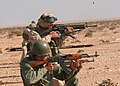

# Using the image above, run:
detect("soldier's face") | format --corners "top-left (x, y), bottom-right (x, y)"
top-left (42, 22), bottom-right (54, 28)
top-left (39, 20), bottom-right (54, 28)
top-left (35, 55), bottom-right (49, 61)
top-left (47, 23), bottom-right (54, 28)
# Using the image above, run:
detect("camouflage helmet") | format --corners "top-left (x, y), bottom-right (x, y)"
top-left (40, 13), bottom-right (57, 23)
top-left (27, 21), bottom-right (36, 29)
top-left (28, 23), bottom-right (36, 29)
top-left (31, 40), bottom-right (51, 56)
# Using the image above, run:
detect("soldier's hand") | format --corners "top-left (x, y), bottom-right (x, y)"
top-left (50, 31), bottom-right (59, 38)
top-left (65, 27), bottom-right (74, 35)
top-left (70, 60), bottom-right (82, 70)
top-left (45, 62), bottom-right (54, 72)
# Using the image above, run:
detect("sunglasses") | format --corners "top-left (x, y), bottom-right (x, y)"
top-left (41, 16), bottom-right (57, 23)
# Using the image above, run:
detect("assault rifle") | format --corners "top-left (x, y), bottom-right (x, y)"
top-left (48, 51), bottom-right (99, 74)
top-left (29, 52), bottom-right (99, 79)
top-left (29, 52), bottom-right (99, 74)
top-left (40, 23), bottom-right (97, 46)
top-left (40, 23), bottom-right (97, 38)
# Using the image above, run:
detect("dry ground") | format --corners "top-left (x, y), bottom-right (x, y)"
top-left (0, 20), bottom-right (120, 86)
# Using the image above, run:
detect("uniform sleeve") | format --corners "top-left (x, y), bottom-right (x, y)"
top-left (22, 29), bottom-right (30, 42)
top-left (53, 64), bottom-right (70, 80)
top-left (20, 58), bottom-right (47, 84)
top-left (53, 64), bottom-right (80, 81)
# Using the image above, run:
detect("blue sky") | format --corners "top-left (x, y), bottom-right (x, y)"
top-left (0, 0), bottom-right (120, 27)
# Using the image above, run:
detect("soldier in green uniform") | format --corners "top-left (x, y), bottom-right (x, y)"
top-left (20, 40), bottom-right (80, 86)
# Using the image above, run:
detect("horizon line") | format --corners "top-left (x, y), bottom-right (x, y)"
top-left (0, 17), bottom-right (120, 28)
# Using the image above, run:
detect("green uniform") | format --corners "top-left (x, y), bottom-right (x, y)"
top-left (20, 55), bottom-right (79, 86)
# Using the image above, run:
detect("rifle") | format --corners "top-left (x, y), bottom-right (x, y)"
top-left (5, 47), bottom-right (23, 51)
top-left (40, 23), bottom-right (97, 47)
top-left (54, 23), bottom-right (97, 29)
top-left (40, 23), bottom-right (97, 38)
top-left (28, 52), bottom-right (99, 80)
top-left (48, 51), bottom-right (99, 74)
top-left (29, 52), bottom-right (99, 74)
top-left (67, 34), bottom-right (81, 42)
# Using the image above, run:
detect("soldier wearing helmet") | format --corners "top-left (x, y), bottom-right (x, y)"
top-left (31, 40), bottom-right (51, 56)
top-left (27, 21), bottom-right (36, 29)
top-left (21, 13), bottom-right (73, 60)
top-left (20, 40), bottom-right (80, 86)
top-left (34, 13), bottom-right (73, 55)
top-left (21, 13), bottom-right (59, 60)
top-left (22, 20), bottom-right (37, 47)
top-left (37, 13), bottom-right (57, 28)
top-left (21, 21), bottom-right (40, 61)
top-left (35, 13), bottom-right (58, 41)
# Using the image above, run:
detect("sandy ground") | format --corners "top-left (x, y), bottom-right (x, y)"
top-left (0, 26), bottom-right (120, 86)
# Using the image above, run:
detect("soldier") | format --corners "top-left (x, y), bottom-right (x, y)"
top-left (22, 20), bottom-right (37, 50)
top-left (27, 20), bottom-right (36, 29)
top-left (34, 13), bottom-right (74, 56)
top-left (21, 13), bottom-right (73, 60)
top-left (35, 13), bottom-right (73, 47)
top-left (20, 40), bottom-right (80, 86)
top-left (21, 21), bottom-right (41, 61)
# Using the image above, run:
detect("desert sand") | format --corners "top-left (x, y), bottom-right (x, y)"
top-left (0, 19), bottom-right (120, 86)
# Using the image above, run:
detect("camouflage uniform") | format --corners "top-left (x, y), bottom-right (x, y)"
top-left (21, 21), bottom-right (41, 61)
top-left (34, 13), bottom-right (64, 56)
top-left (20, 40), bottom-right (79, 86)
top-left (21, 13), bottom-right (63, 58)
top-left (22, 13), bottom-right (57, 53)
top-left (35, 13), bottom-right (63, 46)
top-left (22, 20), bottom-right (38, 48)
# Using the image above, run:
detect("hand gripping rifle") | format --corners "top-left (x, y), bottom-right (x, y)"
top-left (54, 23), bottom-right (97, 42)
top-left (40, 23), bottom-right (97, 39)
top-left (48, 51), bottom-right (99, 74)
top-left (28, 52), bottom-right (99, 80)
top-left (47, 51), bottom-right (99, 79)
